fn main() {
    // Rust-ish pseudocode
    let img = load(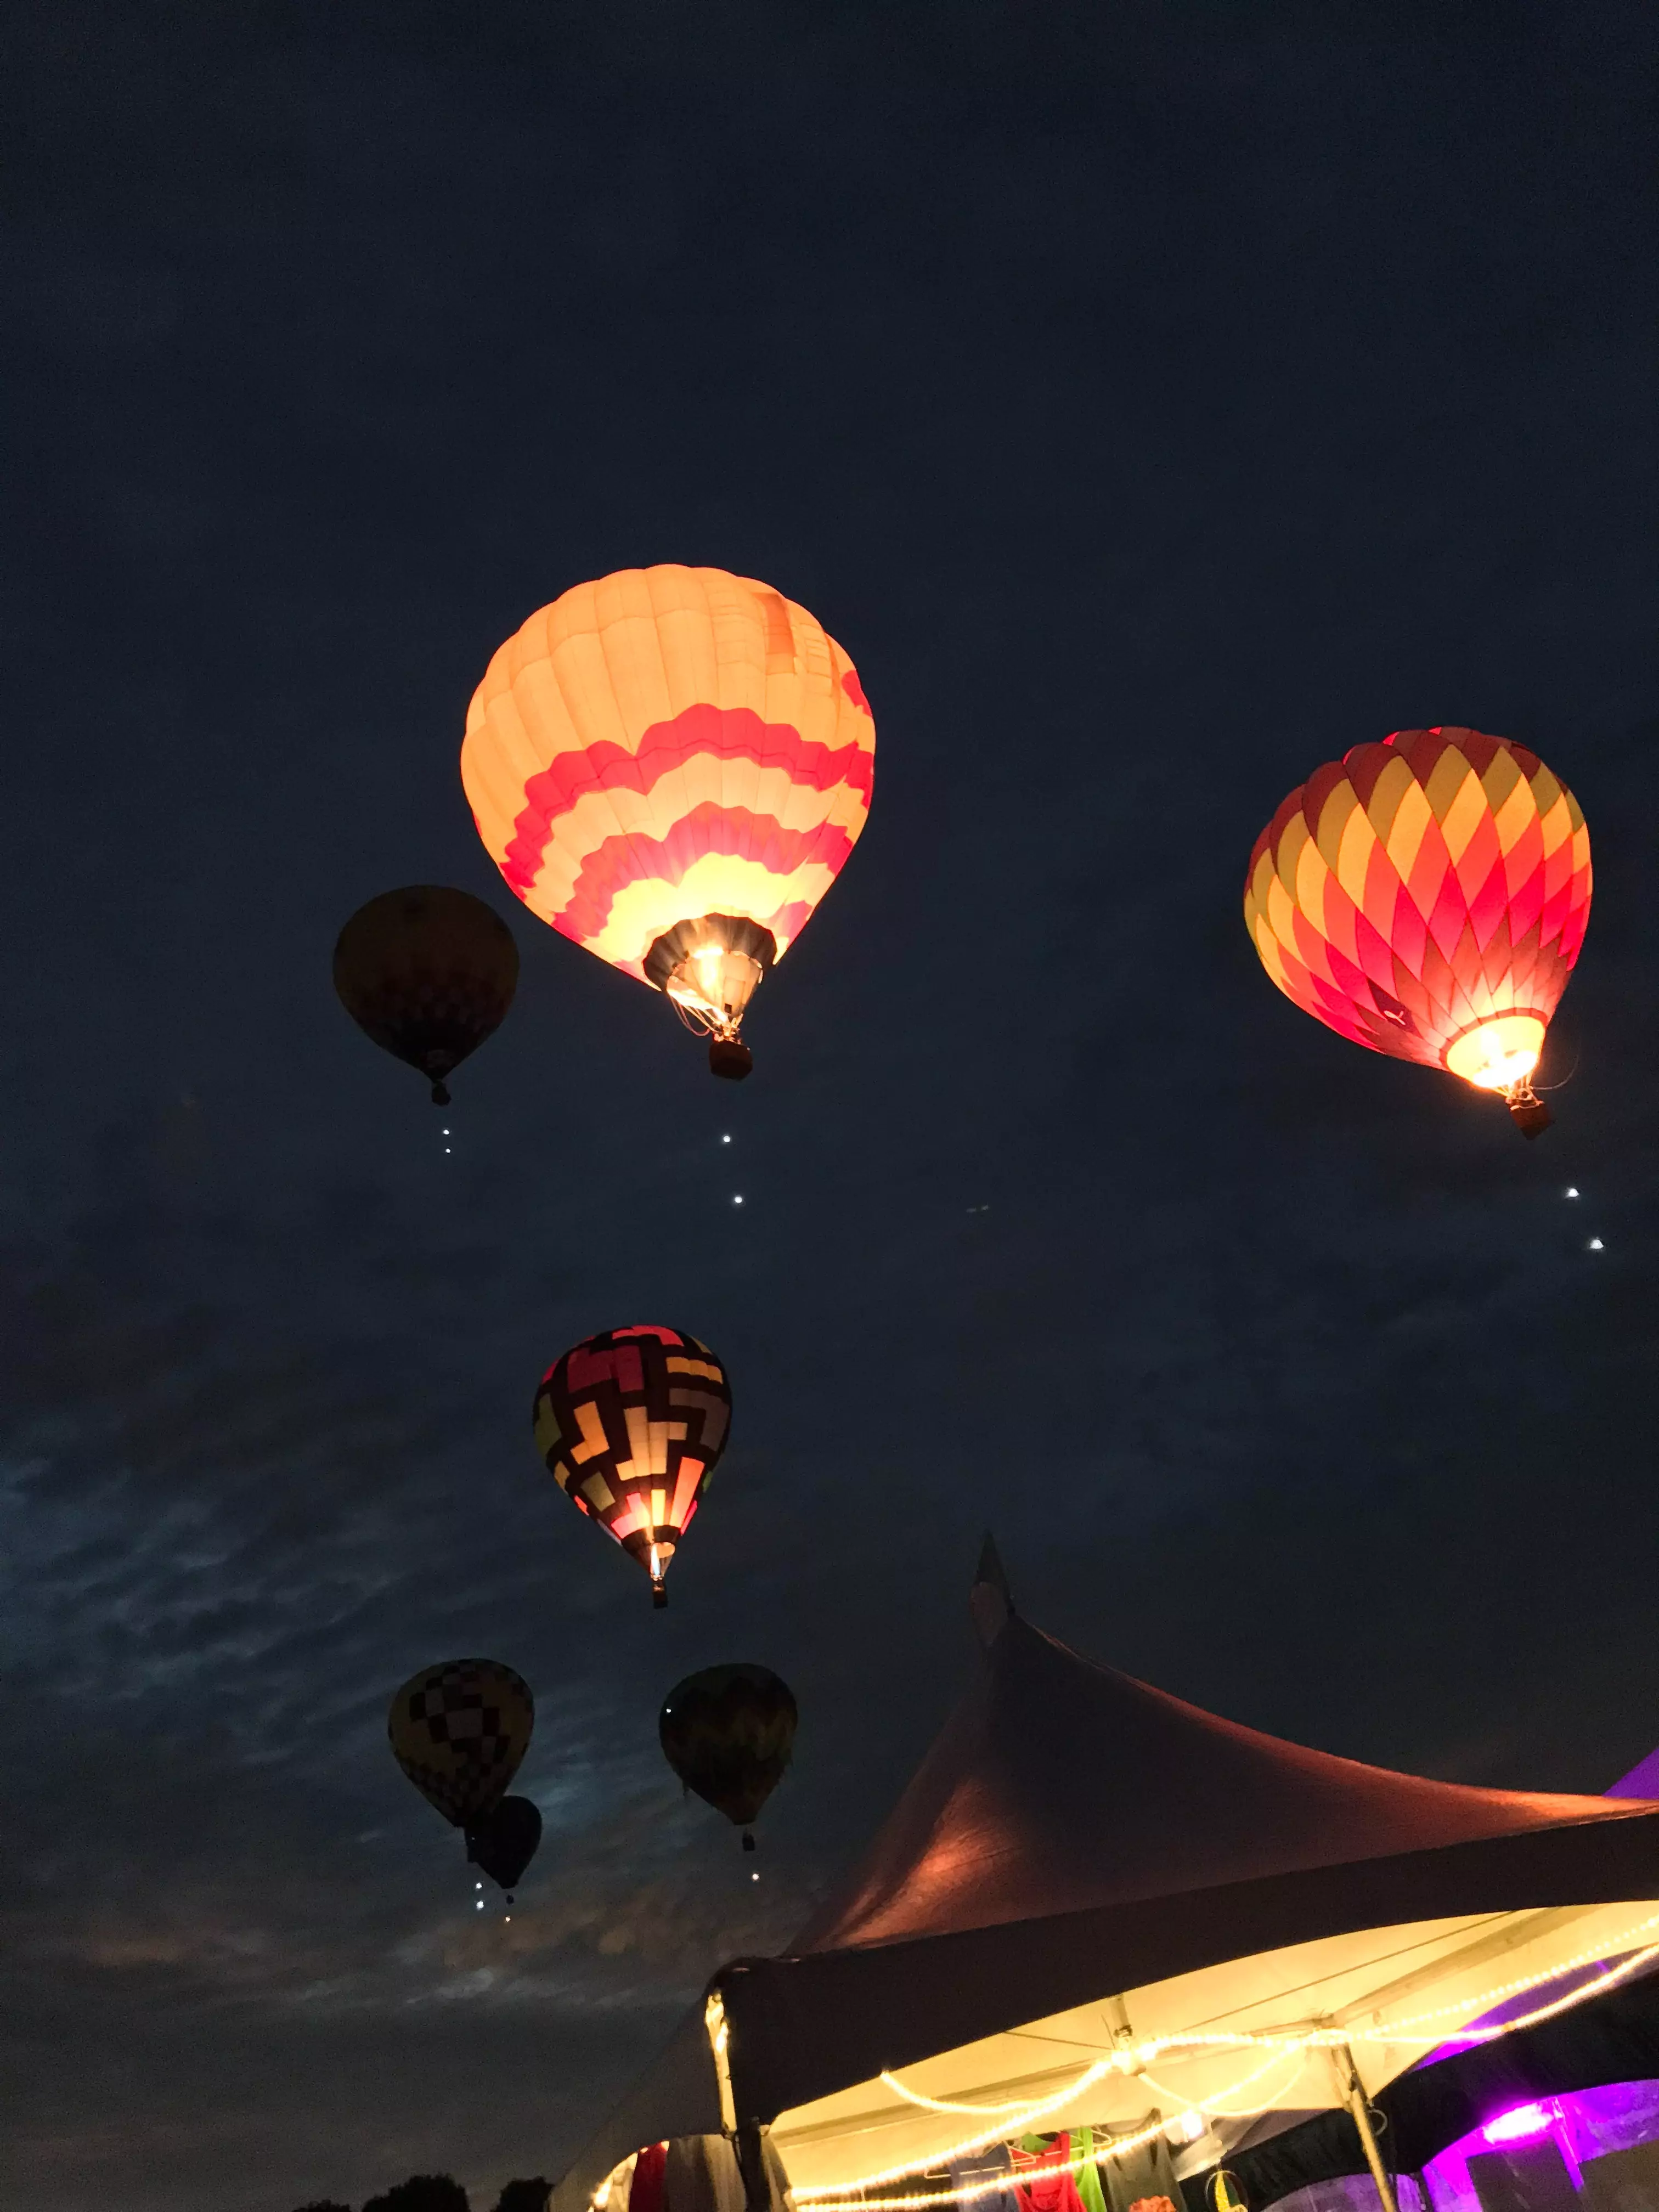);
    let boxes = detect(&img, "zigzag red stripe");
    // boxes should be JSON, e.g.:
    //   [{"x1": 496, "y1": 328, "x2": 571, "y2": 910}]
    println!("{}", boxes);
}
[
  {"x1": 552, "y1": 803, "x2": 857, "y2": 943},
  {"x1": 503, "y1": 702, "x2": 873, "y2": 895}
]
